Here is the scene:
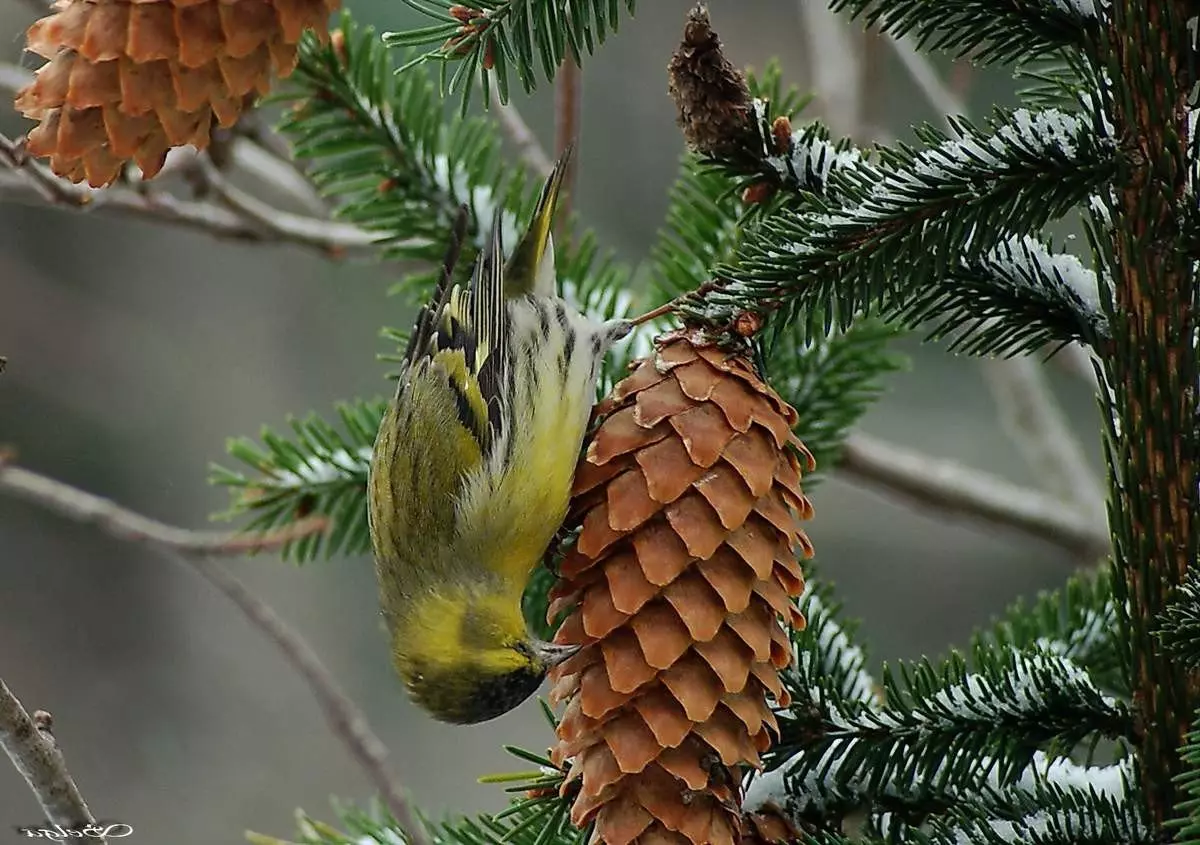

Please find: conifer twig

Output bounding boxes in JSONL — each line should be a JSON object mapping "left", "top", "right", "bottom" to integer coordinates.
{"left": 838, "top": 432, "right": 1110, "bottom": 559}
{"left": 0, "top": 461, "right": 427, "bottom": 845}
{"left": 0, "top": 684, "right": 102, "bottom": 841}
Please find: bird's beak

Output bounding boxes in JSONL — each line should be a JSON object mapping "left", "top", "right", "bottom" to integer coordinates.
{"left": 531, "top": 638, "right": 580, "bottom": 667}
{"left": 526, "top": 145, "right": 571, "bottom": 264}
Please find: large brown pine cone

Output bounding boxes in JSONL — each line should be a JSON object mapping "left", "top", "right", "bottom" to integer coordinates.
{"left": 14, "top": 0, "right": 337, "bottom": 186}
{"left": 548, "top": 331, "right": 815, "bottom": 845}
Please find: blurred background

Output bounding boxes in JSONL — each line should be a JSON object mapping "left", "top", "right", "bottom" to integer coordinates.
{"left": 0, "top": 1, "right": 1104, "bottom": 843}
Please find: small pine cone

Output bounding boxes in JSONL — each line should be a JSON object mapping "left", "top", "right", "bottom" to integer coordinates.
{"left": 548, "top": 331, "right": 815, "bottom": 845}
{"left": 14, "top": 0, "right": 339, "bottom": 187}
{"left": 667, "top": 5, "right": 754, "bottom": 158}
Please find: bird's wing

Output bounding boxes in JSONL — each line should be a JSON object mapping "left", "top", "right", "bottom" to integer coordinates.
{"left": 369, "top": 212, "right": 513, "bottom": 572}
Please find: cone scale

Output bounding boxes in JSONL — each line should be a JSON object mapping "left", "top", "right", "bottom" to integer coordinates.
{"left": 549, "top": 331, "right": 814, "bottom": 845}
{"left": 15, "top": 0, "right": 338, "bottom": 187}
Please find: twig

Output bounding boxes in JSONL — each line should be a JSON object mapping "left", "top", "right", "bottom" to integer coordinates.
{"left": 0, "top": 463, "right": 328, "bottom": 555}
{"left": 796, "top": 0, "right": 863, "bottom": 138}
{"left": 196, "top": 156, "right": 379, "bottom": 255}
{"left": 0, "top": 461, "right": 430, "bottom": 845}
{"left": 981, "top": 357, "right": 1107, "bottom": 521}
{"left": 0, "top": 131, "right": 381, "bottom": 255}
{"left": 0, "top": 681, "right": 102, "bottom": 841}
{"left": 489, "top": 86, "right": 553, "bottom": 180}
{"left": 554, "top": 57, "right": 580, "bottom": 230}
{"left": 885, "top": 33, "right": 963, "bottom": 122}
{"left": 180, "top": 553, "right": 431, "bottom": 845}
{"left": 838, "top": 432, "right": 1111, "bottom": 560}
{"left": 228, "top": 138, "right": 331, "bottom": 218}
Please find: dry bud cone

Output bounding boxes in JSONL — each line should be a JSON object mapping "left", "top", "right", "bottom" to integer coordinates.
{"left": 548, "top": 331, "right": 815, "bottom": 845}
{"left": 14, "top": 0, "right": 339, "bottom": 187}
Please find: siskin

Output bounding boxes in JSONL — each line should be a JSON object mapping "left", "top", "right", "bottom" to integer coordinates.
{"left": 368, "top": 154, "right": 631, "bottom": 724}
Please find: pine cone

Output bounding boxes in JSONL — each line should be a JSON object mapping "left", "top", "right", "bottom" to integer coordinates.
{"left": 14, "top": 0, "right": 338, "bottom": 187}
{"left": 548, "top": 331, "right": 814, "bottom": 845}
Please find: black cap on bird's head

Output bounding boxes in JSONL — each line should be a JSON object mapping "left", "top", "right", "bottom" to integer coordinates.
{"left": 398, "top": 637, "right": 578, "bottom": 725}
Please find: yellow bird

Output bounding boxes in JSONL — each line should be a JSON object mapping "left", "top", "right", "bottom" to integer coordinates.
{"left": 368, "top": 154, "right": 631, "bottom": 723}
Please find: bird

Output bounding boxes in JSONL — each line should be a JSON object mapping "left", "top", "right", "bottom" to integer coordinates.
{"left": 367, "top": 153, "right": 632, "bottom": 723}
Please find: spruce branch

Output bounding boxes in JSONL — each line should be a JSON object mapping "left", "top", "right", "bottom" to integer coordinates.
{"left": 900, "top": 234, "right": 1109, "bottom": 355}
{"left": 762, "top": 646, "right": 1132, "bottom": 836}
{"left": 279, "top": 15, "right": 529, "bottom": 286}
{"left": 979, "top": 568, "right": 1125, "bottom": 696}
{"left": 751, "top": 743, "right": 1136, "bottom": 838}
{"left": 1174, "top": 707, "right": 1200, "bottom": 845}
{"left": 279, "top": 13, "right": 630, "bottom": 300}
{"left": 707, "top": 107, "right": 1118, "bottom": 340}
{"left": 0, "top": 686, "right": 101, "bottom": 841}
{"left": 919, "top": 781, "right": 1151, "bottom": 845}
{"left": 775, "top": 577, "right": 879, "bottom": 746}
{"left": 1158, "top": 572, "right": 1200, "bottom": 670}
{"left": 211, "top": 400, "right": 382, "bottom": 562}
{"left": 838, "top": 432, "right": 1111, "bottom": 559}
{"left": 829, "top": 0, "right": 1101, "bottom": 65}
{"left": 383, "top": 0, "right": 637, "bottom": 113}
{"left": 878, "top": 24, "right": 1109, "bottom": 564}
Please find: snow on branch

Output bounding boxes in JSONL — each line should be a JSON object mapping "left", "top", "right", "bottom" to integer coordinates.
{"left": 706, "top": 107, "right": 1116, "bottom": 342}
{"left": 901, "top": 234, "right": 1111, "bottom": 355}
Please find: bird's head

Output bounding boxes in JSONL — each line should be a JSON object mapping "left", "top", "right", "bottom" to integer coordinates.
{"left": 388, "top": 583, "right": 576, "bottom": 724}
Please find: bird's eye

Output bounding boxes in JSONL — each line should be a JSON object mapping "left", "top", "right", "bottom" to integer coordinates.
{"left": 512, "top": 641, "right": 534, "bottom": 659}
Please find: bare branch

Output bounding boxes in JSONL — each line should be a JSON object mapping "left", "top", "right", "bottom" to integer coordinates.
{"left": 489, "top": 87, "right": 553, "bottom": 180}
{"left": 0, "top": 130, "right": 380, "bottom": 256}
{"left": 196, "top": 155, "right": 380, "bottom": 254}
{"left": 981, "top": 357, "right": 1107, "bottom": 521}
{"left": 886, "top": 33, "right": 964, "bottom": 123}
{"left": 181, "top": 554, "right": 430, "bottom": 845}
{"left": 0, "top": 463, "right": 328, "bottom": 555}
{"left": 1056, "top": 342, "right": 1101, "bottom": 387}
{"left": 838, "top": 432, "right": 1110, "bottom": 560}
{"left": 797, "top": 1, "right": 864, "bottom": 138}
{"left": 0, "top": 460, "right": 429, "bottom": 845}
{"left": 0, "top": 684, "right": 101, "bottom": 841}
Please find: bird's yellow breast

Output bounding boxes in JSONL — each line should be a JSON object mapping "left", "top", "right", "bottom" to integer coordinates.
{"left": 456, "top": 297, "right": 602, "bottom": 584}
